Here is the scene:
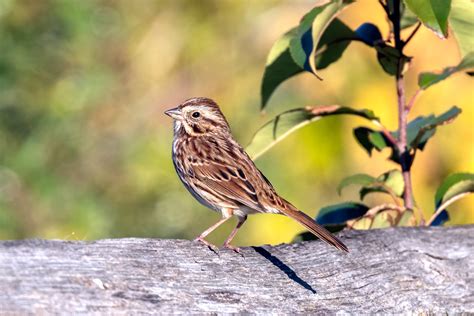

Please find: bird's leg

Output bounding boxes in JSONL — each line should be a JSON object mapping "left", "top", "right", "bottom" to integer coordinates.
{"left": 223, "top": 215, "right": 247, "bottom": 253}
{"left": 194, "top": 215, "right": 232, "bottom": 252}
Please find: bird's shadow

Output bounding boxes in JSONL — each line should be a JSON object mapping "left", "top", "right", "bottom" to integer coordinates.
{"left": 252, "top": 246, "right": 316, "bottom": 294}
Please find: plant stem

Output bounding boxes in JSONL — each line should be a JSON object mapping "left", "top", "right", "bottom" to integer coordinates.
{"left": 392, "top": 0, "right": 419, "bottom": 218}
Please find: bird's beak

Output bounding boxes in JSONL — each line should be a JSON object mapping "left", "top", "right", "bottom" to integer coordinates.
{"left": 164, "top": 107, "right": 182, "bottom": 120}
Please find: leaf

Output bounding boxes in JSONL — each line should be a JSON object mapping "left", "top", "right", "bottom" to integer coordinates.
{"left": 408, "top": 106, "right": 462, "bottom": 150}
{"left": 261, "top": 28, "right": 304, "bottom": 109}
{"left": 375, "top": 44, "right": 411, "bottom": 76}
{"left": 430, "top": 173, "right": 474, "bottom": 226}
{"left": 289, "top": 1, "right": 354, "bottom": 75}
{"left": 348, "top": 204, "right": 406, "bottom": 229}
{"left": 246, "top": 105, "right": 379, "bottom": 159}
{"left": 430, "top": 210, "right": 449, "bottom": 226}
{"left": 354, "top": 23, "right": 383, "bottom": 46}
{"left": 435, "top": 173, "right": 474, "bottom": 207}
{"left": 379, "top": 169, "right": 405, "bottom": 197}
{"left": 398, "top": 209, "right": 417, "bottom": 226}
{"left": 355, "top": 107, "right": 462, "bottom": 163}
{"left": 371, "top": 209, "right": 400, "bottom": 228}
{"left": 418, "top": 52, "right": 474, "bottom": 89}
{"left": 353, "top": 127, "right": 392, "bottom": 156}
{"left": 401, "top": 5, "right": 419, "bottom": 29}
{"left": 316, "top": 202, "right": 370, "bottom": 225}
{"left": 260, "top": 19, "right": 356, "bottom": 109}
{"left": 360, "top": 170, "right": 404, "bottom": 200}
{"left": 337, "top": 173, "right": 376, "bottom": 195}
{"left": 315, "top": 18, "right": 356, "bottom": 70}
{"left": 350, "top": 216, "right": 372, "bottom": 229}
{"left": 449, "top": 0, "right": 474, "bottom": 58}
{"left": 404, "top": 0, "right": 451, "bottom": 38}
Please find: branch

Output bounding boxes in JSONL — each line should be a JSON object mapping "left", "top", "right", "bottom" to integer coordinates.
{"left": 0, "top": 227, "right": 472, "bottom": 313}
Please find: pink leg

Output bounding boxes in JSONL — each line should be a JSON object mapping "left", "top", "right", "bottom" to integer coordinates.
{"left": 194, "top": 216, "right": 232, "bottom": 251}
{"left": 223, "top": 216, "right": 247, "bottom": 253}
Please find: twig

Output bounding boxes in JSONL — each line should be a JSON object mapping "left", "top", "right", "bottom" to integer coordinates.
{"left": 406, "top": 89, "right": 422, "bottom": 112}
{"left": 402, "top": 22, "right": 422, "bottom": 48}
{"left": 371, "top": 120, "right": 398, "bottom": 146}
{"left": 426, "top": 192, "right": 472, "bottom": 226}
{"left": 391, "top": 0, "right": 421, "bottom": 221}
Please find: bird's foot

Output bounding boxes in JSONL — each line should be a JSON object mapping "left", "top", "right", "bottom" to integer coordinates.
{"left": 194, "top": 237, "right": 219, "bottom": 254}
{"left": 224, "top": 243, "right": 243, "bottom": 256}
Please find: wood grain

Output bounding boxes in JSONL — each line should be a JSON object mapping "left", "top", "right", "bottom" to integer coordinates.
{"left": 0, "top": 226, "right": 473, "bottom": 314}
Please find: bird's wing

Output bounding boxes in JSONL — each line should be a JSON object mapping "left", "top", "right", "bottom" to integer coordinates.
{"left": 181, "top": 137, "right": 265, "bottom": 212}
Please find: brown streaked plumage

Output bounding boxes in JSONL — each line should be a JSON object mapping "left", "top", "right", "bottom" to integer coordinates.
{"left": 165, "top": 97, "right": 348, "bottom": 253}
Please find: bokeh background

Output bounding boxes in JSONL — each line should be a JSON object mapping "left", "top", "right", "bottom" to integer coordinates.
{"left": 0, "top": 0, "right": 472, "bottom": 245}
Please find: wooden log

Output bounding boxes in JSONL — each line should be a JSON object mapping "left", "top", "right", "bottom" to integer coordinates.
{"left": 0, "top": 226, "right": 473, "bottom": 314}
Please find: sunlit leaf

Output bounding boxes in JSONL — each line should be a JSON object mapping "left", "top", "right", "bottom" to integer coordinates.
{"left": 261, "top": 28, "right": 304, "bottom": 109}
{"left": 246, "top": 105, "right": 379, "bottom": 159}
{"left": 408, "top": 106, "right": 462, "bottom": 150}
{"left": 261, "top": 19, "right": 356, "bottom": 109}
{"left": 289, "top": 0, "right": 354, "bottom": 75}
{"left": 360, "top": 170, "right": 404, "bottom": 200}
{"left": 349, "top": 217, "right": 372, "bottom": 229}
{"left": 353, "top": 127, "right": 392, "bottom": 156}
{"left": 398, "top": 209, "right": 417, "bottom": 226}
{"left": 449, "top": 0, "right": 474, "bottom": 58}
{"left": 430, "top": 173, "right": 474, "bottom": 226}
{"left": 354, "top": 107, "right": 462, "bottom": 163}
{"left": 418, "top": 52, "right": 474, "bottom": 89}
{"left": 401, "top": 5, "right": 419, "bottom": 29}
{"left": 337, "top": 173, "right": 376, "bottom": 195}
{"left": 371, "top": 209, "right": 399, "bottom": 228}
{"left": 316, "top": 202, "right": 369, "bottom": 225}
{"left": 404, "top": 0, "right": 451, "bottom": 38}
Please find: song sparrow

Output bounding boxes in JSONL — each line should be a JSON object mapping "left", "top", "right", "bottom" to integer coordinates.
{"left": 165, "top": 97, "right": 348, "bottom": 253}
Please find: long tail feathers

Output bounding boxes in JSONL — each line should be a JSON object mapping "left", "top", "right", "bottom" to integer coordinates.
{"left": 282, "top": 208, "right": 349, "bottom": 252}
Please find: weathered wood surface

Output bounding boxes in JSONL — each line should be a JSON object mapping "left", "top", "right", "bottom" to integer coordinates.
{"left": 0, "top": 226, "right": 473, "bottom": 314}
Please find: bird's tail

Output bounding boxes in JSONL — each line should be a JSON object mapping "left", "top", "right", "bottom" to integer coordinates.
{"left": 281, "top": 207, "right": 349, "bottom": 252}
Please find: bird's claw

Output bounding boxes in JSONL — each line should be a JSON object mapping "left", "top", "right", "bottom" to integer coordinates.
{"left": 194, "top": 237, "right": 219, "bottom": 254}
{"left": 224, "top": 243, "right": 243, "bottom": 256}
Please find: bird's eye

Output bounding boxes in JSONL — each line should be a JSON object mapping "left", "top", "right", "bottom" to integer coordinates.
{"left": 192, "top": 112, "right": 200, "bottom": 118}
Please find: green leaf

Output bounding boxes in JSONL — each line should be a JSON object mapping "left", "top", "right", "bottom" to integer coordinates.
{"left": 449, "top": 0, "right": 474, "bottom": 58}
{"left": 261, "top": 28, "right": 304, "bottom": 109}
{"left": 260, "top": 19, "right": 356, "bottom": 109}
{"left": 289, "top": 1, "right": 354, "bottom": 75}
{"left": 359, "top": 170, "right": 404, "bottom": 200}
{"left": 404, "top": 0, "right": 451, "bottom": 38}
{"left": 337, "top": 174, "right": 376, "bottom": 195}
{"left": 408, "top": 106, "right": 462, "bottom": 150}
{"left": 246, "top": 105, "right": 379, "bottom": 159}
{"left": 375, "top": 44, "right": 411, "bottom": 76}
{"left": 371, "top": 209, "right": 400, "bottom": 228}
{"left": 353, "top": 127, "right": 392, "bottom": 156}
{"left": 418, "top": 52, "right": 474, "bottom": 89}
{"left": 401, "top": 5, "right": 419, "bottom": 29}
{"left": 314, "top": 18, "right": 356, "bottom": 70}
{"left": 435, "top": 173, "right": 474, "bottom": 208}
{"left": 380, "top": 169, "right": 404, "bottom": 197}
{"left": 316, "top": 202, "right": 370, "bottom": 225}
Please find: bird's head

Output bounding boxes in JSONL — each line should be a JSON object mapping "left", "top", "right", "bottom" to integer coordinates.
{"left": 165, "top": 97, "right": 230, "bottom": 136}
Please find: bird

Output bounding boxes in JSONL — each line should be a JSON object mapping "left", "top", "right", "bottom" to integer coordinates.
{"left": 165, "top": 97, "right": 348, "bottom": 253}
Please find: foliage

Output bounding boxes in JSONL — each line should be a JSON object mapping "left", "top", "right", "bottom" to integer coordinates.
{"left": 0, "top": 1, "right": 471, "bottom": 244}
{"left": 251, "top": 0, "right": 473, "bottom": 232}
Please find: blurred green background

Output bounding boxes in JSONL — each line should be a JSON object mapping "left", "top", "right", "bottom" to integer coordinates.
{"left": 0, "top": 0, "right": 472, "bottom": 245}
